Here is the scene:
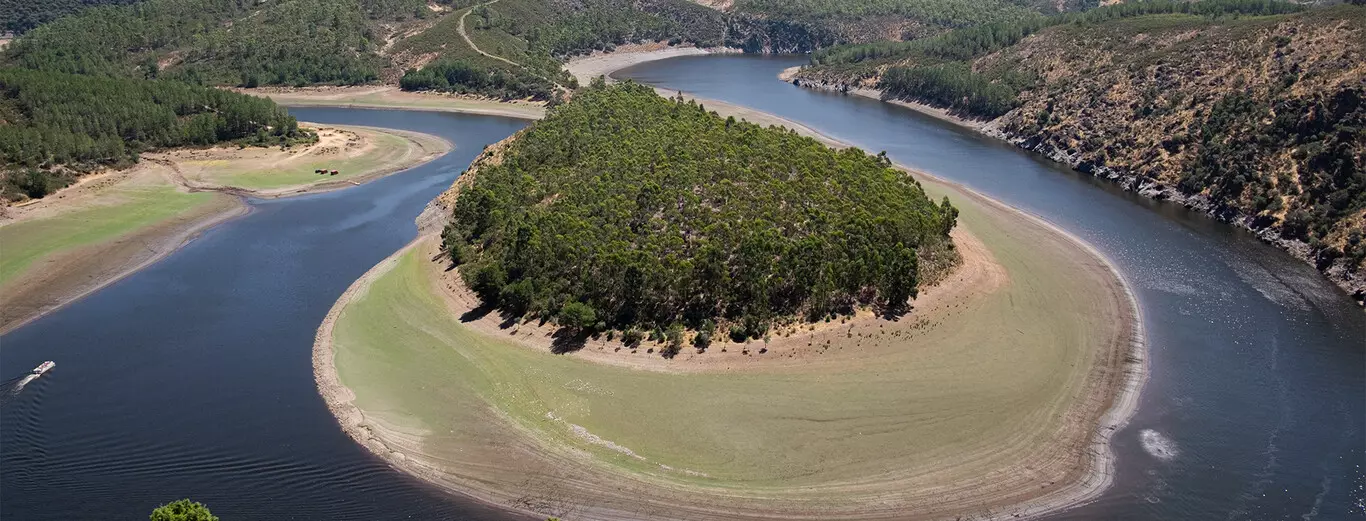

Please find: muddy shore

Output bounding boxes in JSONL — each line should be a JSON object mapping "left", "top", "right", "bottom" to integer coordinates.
{"left": 312, "top": 48, "right": 1147, "bottom": 521}
{"left": 0, "top": 125, "right": 450, "bottom": 333}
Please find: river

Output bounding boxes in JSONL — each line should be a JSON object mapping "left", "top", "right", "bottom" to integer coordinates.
{"left": 2, "top": 55, "right": 1362, "bottom": 521}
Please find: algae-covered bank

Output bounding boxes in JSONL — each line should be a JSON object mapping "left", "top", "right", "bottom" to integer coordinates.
{"left": 315, "top": 84, "right": 1142, "bottom": 520}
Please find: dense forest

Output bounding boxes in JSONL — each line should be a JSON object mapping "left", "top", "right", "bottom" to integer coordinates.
{"left": 0, "top": 68, "right": 306, "bottom": 201}
{"left": 444, "top": 82, "right": 958, "bottom": 349}
{"left": 3, "top": 0, "right": 1076, "bottom": 95}
{"left": 2, "top": 0, "right": 734, "bottom": 98}
{"left": 399, "top": 58, "right": 558, "bottom": 100}
{"left": 0, "top": 0, "right": 140, "bottom": 34}
{"left": 3, "top": 0, "right": 395, "bottom": 86}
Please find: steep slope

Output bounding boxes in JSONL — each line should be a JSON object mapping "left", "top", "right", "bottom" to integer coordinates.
{"left": 795, "top": 3, "right": 1366, "bottom": 301}
{"left": 984, "top": 7, "right": 1364, "bottom": 298}
{"left": 691, "top": 0, "right": 1095, "bottom": 53}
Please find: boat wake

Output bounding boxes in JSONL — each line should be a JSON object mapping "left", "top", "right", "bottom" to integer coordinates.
{"left": 1, "top": 362, "right": 54, "bottom": 405}
{"left": 0, "top": 374, "right": 39, "bottom": 406}
{"left": 1140, "top": 429, "right": 1179, "bottom": 461}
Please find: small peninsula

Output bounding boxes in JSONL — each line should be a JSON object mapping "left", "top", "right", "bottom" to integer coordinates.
{"left": 315, "top": 81, "right": 1141, "bottom": 520}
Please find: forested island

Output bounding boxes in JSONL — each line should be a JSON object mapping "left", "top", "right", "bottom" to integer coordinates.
{"left": 444, "top": 81, "right": 958, "bottom": 351}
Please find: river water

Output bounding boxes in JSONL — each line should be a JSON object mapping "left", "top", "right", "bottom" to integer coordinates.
{"left": 0, "top": 109, "right": 529, "bottom": 520}
{"left": 1, "top": 55, "right": 1362, "bottom": 521}
{"left": 618, "top": 55, "right": 1365, "bottom": 521}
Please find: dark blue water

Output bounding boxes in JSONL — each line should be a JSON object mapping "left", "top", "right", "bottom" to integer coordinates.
{"left": 2, "top": 56, "right": 1362, "bottom": 521}
{"left": 619, "top": 55, "right": 1366, "bottom": 521}
{"left": 1, "top": 109, "right": 530, "bottom": 520}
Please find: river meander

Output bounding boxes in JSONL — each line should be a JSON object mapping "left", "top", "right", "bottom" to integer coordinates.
{"left": 1, "top": 55, "right": 1362, "bottom": 521}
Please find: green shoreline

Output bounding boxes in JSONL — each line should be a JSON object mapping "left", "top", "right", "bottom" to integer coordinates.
{"left": 312, "top": 66, "right": 1147, "bottom": 521}
{"left": 0, "top": 124, "right": 451, "bottom": 333}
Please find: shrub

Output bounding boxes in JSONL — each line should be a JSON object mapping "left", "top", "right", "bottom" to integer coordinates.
{"left": 557, "top": 301, "right": 598, "bottom": 332}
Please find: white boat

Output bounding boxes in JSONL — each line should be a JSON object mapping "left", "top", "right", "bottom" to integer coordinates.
{"left": 32, "top": 361, "right": 55, "bottom": 375}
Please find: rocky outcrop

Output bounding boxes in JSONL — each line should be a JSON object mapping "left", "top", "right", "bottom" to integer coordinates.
{"left": 983, "top": 9, "right": 1365, "bottom": 303}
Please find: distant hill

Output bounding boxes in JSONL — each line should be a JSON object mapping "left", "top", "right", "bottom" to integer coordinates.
{"left": 1, "top": 0, "right": 1072, "bottom": 94}
{"left": 0, "top": 0, "right": 730, "bottom": 96}
{"left": 795, "top": 1, "right": 1366, "bottom": 300}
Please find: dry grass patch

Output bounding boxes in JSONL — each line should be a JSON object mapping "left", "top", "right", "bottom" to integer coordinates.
{"left": 321, "top": 173, "right": 1140, "bottom": 520}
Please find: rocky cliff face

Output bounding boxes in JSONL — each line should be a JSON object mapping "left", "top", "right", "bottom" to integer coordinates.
{"left": 982, "top": 8, "right": 1364, "bottom": 302}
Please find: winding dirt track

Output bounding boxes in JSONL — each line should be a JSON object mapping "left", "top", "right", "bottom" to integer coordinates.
{"left": 458, "top": 0, "right": 567, "bottom": 91}
{"left": 458, "top": 0, "right": 521, "bottom": 68}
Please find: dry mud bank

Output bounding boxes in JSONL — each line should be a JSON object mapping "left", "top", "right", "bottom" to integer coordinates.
{"left": 316, "top": 184, "right": 1141, "bottom": 520}
{"left": 314, "top": 53, "right": 1145, "bottom": 520}
{"left": 247, "top": 86, "right": 545, "bottom": 120}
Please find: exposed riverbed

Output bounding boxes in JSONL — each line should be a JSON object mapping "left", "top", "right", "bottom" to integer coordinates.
{"left": 1, "top": 54, "right": 1362, "bottom": 521}
{"left": 617, "top": 54, "right": 1364, "bottom": 521}
{"left": 0, "top": 109, "right": 529, "bottom": 520}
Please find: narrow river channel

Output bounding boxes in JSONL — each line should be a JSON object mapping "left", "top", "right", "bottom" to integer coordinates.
{"left": 618, "top": 55, "right": 1365, "bottom": 521}
{"left": 1, "top": 54, "right": 1362, "bottom": 521}
{"left": 0, "top": 109, "right": 530, "bottom": 520}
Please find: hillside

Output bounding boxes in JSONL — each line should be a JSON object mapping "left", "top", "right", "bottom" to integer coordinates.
{"left": 1, "top": 0, "right": 140, "bottom": 34}
{"left": 1, "top": 0, "right": 1080, "bottom": 95}
{"left": 443, "top": 81, "right": 959, "bottom": 350}
{"left": 0, "top": 0, "right": 729, "bottom": 96}
{"left": 795, "top": 3, "right": 1366, "bottom": 301}
{"left": 0, "top": 68, "right": 307, "bottom": 201}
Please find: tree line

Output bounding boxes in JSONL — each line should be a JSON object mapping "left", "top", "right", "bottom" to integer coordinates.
{"left": 733, "top": 0, "right": 1034, "bottom": 29}
{"left": 878, "top": 63, "right": 1023, "bottom": 118}
{"left": 0, "top": 68, "right": 306, "bottom": 201}
{"left": 399, "top": 59, "right": 558, "bottom": 100}
{"left": 444, "top": 81, "right": 958, "bottom": 349}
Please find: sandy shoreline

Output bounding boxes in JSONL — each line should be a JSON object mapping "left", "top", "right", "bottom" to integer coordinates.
{"left": 311, "top": 47, "right": 1148, "bottom": 521}
{"left": 0, "top": 125, "right": 451, "bottom": 333}
{"left": 0, "top": 195, "right": 246, "bottom": 334}
{"left": 151, "top": 125, "right": 453, "bottom": 199}
{"left": 778, "top": 66, "right": 988, "bottom": 131}
{"left": 312, "top": 238, "right": 419, "bottom": 469}
{"left": 244, "top": 86, "right": 545, "bottom": 120}
{"left": 563, "top": 44, "right": 738, "bottom": 85}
